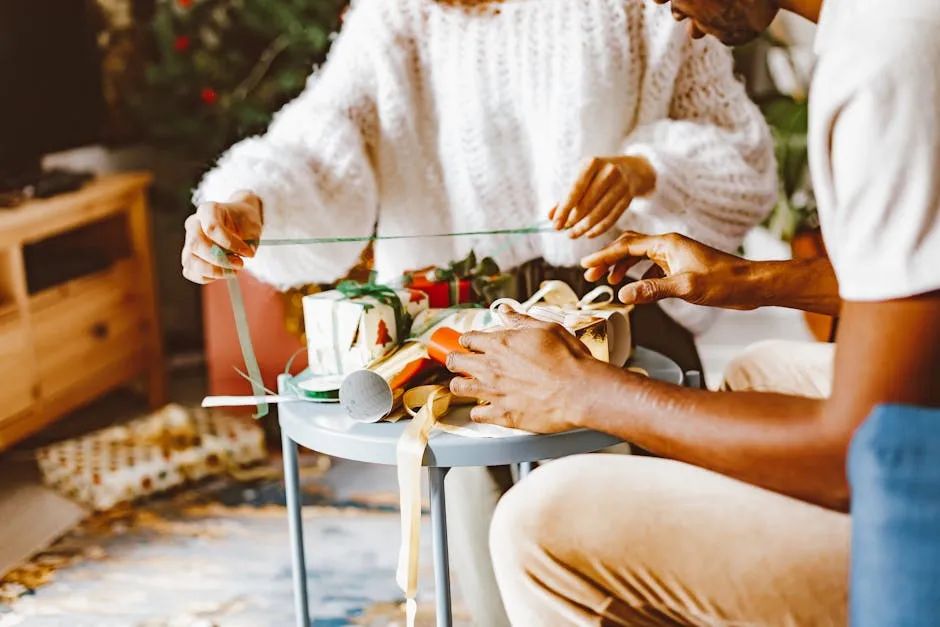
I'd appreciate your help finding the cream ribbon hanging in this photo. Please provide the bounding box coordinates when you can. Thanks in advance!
[394,385,471,626]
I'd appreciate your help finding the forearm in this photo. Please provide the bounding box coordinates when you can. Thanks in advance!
[576,360,849,510]
[739,257,842,316]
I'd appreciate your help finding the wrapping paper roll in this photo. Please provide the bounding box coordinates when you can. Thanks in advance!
[425,327,468,366]
[409,307,499,340]
[339,342,433,423]
[339,326,470,422]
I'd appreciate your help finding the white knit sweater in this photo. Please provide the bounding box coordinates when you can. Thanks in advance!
[194,0,776,333]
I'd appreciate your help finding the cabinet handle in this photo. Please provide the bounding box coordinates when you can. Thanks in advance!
[91,322,109,339]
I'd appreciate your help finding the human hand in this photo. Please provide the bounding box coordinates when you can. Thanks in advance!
[549,155,656,239]
[581,231,758,309]
[446,309,605,433]
[181,191,263,284]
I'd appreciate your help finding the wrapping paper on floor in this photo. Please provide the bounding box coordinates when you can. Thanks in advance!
[35,404,267,511]
[302,281,429,377]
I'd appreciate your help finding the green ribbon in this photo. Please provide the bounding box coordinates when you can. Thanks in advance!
[223,270,269,419]
[254,225,553,247]
[335,279,412,352]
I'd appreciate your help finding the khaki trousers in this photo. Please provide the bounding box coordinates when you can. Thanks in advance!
[487,340,846,626]
[449,340,843,626]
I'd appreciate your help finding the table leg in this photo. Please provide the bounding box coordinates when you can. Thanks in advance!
[282,432,310,627]
[518,462,534,479]
[429,466,453,627]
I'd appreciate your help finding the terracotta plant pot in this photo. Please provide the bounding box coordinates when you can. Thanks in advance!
[790,228,836,342]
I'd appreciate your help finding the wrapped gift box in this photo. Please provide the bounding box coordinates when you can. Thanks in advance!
[405,272,473,308]
[527,306,614,363]
[517,281,633,367]
[35,404,267,511]
[303,282,429,376]
[403,251,511,308]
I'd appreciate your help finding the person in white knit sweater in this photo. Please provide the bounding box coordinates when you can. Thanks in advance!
[181,0,775,623]
[183,0,774,325]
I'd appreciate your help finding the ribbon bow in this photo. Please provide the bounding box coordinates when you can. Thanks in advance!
[491,280,616,317]
[336,278,412,348]
[426,250,511,305]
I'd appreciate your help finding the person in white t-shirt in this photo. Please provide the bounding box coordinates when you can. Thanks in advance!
[447,0,940,623]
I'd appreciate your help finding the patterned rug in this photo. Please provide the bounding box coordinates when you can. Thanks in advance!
[0,457,471,627]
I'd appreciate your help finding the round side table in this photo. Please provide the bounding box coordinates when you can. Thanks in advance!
[278,346,690,627]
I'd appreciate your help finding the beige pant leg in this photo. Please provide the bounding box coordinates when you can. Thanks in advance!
[491,455,849,627]
[721,340,835,398]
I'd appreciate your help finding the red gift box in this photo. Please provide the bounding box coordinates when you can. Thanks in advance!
[403,251,510,308]
[405,271,473,308]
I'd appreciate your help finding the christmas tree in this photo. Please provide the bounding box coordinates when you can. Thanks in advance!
[127,0,347,187]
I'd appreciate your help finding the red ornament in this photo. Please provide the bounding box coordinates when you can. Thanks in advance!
[173,35,190,52]
[200,88,218,105]
[177,0,193,8]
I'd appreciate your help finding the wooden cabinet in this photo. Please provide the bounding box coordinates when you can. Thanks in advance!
[0,173,166,452]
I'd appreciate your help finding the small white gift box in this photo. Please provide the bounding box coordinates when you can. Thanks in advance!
[303,284,429,377]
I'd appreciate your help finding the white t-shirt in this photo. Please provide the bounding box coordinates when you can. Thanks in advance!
[809,0,940,301]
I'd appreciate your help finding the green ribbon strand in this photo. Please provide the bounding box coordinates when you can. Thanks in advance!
[224,272,269,419]
[254,224,554,247]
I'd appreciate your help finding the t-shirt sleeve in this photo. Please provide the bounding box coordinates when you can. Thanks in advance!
[819,26,940,301]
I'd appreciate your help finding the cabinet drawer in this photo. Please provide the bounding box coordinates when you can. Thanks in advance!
[0,316,37,424]
[33,266,147,398]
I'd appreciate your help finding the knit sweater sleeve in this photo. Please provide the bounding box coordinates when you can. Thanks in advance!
[618,36,777,253]
[192,1,383,288]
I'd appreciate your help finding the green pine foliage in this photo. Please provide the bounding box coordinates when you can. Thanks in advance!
[130,0,346,170]
[761,94,817,242]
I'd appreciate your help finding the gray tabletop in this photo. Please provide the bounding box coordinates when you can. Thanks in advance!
[278,346,683,467]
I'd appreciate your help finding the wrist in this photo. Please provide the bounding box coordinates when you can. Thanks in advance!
[569,358,632,430]
[724,258,770,310]
[230,190,264,224]
[745,259,810,309]
[616,156,657,198]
